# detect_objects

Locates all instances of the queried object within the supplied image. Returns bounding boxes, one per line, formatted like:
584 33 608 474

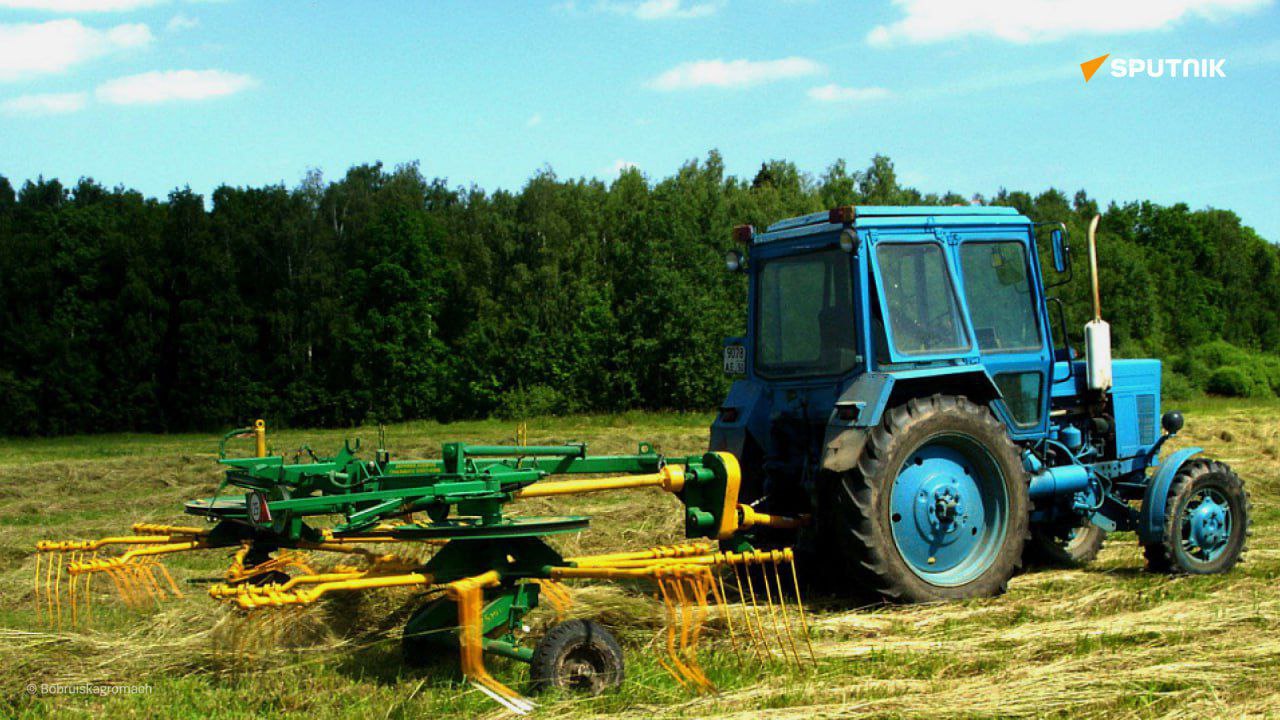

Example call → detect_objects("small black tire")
1026 523 1106 567
1143 458 1250 575
529 620 624 695
831 394 1029 603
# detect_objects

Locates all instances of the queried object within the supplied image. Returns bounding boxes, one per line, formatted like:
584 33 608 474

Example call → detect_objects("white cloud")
607 158 640 174
526 112 542 127
0 20 152 82
165 14 198 32
1 90 88 116
808 84 890 103
0 0 165 10
96 69 255 104
868 0 1273 46
609 0 722 20
647 57 824 90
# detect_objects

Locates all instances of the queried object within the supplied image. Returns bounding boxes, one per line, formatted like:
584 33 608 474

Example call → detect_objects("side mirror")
1050 227 1070 273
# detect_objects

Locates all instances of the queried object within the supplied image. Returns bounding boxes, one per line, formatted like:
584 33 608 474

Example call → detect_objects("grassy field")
1 401 1277 719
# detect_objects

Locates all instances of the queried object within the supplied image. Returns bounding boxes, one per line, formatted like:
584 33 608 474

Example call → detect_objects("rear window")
755 249 857 377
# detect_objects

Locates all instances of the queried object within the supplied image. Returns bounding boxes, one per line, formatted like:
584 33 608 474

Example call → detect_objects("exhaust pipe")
1084 215 1112 391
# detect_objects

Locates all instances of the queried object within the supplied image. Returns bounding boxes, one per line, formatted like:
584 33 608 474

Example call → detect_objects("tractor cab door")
951 230 1053 438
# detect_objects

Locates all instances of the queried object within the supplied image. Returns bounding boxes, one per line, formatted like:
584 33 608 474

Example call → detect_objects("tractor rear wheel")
1143 459 1250 575
832 394 1029 603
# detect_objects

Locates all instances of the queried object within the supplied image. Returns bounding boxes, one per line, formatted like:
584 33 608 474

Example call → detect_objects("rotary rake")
34 420 813 712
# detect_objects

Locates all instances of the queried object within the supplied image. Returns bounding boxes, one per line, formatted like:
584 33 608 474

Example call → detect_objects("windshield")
755 248 857 378
875 242 970 356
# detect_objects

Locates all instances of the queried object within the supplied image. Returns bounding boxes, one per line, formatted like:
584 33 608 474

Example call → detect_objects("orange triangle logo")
1081 54 1110 82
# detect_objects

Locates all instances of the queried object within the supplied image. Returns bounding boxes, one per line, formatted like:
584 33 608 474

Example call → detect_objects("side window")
958 241 1041 353
994 371 1043 427
874 243 969 356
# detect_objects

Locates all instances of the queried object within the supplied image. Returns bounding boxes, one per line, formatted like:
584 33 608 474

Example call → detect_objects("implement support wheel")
530 620 624 694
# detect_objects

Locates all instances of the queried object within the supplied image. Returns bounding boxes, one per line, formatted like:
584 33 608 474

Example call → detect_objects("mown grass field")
1 400 1277 719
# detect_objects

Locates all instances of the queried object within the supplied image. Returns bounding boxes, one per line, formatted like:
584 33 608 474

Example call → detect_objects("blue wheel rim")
1180 488 1232 563
889 434 1009 587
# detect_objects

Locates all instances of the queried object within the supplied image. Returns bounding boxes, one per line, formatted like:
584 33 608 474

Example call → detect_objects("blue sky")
2 0 1278 241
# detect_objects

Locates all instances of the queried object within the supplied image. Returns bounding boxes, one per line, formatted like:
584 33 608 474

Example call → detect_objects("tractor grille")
1137 394 1156 445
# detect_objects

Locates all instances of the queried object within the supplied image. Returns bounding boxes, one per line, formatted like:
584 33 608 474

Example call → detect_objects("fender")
820 368 1002 473
1137 446 1202 543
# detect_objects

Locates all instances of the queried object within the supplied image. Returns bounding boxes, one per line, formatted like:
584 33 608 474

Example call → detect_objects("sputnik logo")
1081 53 1225 82
1081 54 1110 82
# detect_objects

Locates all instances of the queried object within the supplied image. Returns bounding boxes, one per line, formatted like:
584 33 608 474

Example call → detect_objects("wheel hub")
890 438 1008 585
1185 492 1231 560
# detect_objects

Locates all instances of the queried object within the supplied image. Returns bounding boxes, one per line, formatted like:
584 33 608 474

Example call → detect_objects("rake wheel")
530 619 624 695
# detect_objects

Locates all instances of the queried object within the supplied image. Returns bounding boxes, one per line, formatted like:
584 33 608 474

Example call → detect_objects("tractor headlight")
724 249 745 272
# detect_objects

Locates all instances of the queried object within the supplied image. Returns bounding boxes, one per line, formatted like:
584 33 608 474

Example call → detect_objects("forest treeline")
1 153 1277 435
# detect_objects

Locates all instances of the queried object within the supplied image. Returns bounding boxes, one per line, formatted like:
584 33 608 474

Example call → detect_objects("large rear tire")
831 394 1029 603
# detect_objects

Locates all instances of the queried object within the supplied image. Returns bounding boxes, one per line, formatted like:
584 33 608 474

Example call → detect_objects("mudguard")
1138 446 1202 543
820 373 893 473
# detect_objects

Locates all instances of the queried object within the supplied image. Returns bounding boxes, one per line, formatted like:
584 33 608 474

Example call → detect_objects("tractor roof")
764 205 1022 234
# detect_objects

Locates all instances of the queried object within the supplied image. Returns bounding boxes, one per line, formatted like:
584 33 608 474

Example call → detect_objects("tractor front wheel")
832 394 1029 603
1144 459 1250 575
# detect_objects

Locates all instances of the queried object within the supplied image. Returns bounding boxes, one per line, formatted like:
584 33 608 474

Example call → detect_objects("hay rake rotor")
33 420 815 711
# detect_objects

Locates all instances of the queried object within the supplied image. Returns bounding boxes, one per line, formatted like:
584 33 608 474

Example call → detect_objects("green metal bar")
463 444 586 458
482 638 534 663
264 479 505 514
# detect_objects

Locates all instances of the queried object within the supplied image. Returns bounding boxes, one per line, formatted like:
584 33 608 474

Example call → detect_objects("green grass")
0 407 1276 718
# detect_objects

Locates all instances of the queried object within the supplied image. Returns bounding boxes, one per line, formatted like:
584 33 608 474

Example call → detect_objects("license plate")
723 345 746 375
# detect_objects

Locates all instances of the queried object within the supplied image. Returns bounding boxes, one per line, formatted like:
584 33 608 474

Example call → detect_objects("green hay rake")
34 421 813 711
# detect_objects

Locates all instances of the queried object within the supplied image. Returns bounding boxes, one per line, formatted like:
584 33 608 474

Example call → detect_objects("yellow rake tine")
69 551 79 628
111 566 140 608
739 560 771 660
125 564 155 605
770 556 802 666
155 562 184 598
655 576 693 689
670 576 698 687
53 551 63 631
711 570 742 662
686 574 715 691
674 574 712 692
732 561 766 661
755 555 786 661
84 570 94 625
141 563 166 603
787 554 816 664
33 553 42 624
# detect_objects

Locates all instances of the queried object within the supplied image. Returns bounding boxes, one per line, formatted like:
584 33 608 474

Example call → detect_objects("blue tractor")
712 205 1251 602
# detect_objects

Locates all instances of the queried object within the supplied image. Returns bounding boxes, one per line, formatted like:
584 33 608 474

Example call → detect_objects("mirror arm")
1046 296 1076 385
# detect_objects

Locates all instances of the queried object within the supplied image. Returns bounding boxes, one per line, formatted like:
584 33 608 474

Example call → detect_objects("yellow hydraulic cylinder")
515 465 684 499
254 419 267 457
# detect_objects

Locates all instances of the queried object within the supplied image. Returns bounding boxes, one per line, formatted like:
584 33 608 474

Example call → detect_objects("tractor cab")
712 205 1250 601
714 206 1055 496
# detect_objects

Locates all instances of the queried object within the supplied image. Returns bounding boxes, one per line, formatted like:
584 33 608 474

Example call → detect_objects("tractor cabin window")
874 243 970 357
755 249 856 378
958 241 1042 354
